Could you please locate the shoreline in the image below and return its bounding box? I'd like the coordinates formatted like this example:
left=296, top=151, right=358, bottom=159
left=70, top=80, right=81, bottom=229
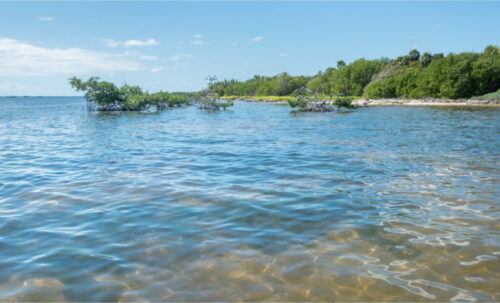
left=351, top=98, right=500, bottom=107
left=225, top=97, right=500, bottom=107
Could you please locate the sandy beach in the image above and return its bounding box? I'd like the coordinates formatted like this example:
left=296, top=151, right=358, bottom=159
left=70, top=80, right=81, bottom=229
left=234, top=97, right=500, bottom=107
left=351, top=98, right=500, bottom=107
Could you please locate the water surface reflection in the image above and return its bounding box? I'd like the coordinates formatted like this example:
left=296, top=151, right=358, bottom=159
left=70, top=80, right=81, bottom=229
left=0, top=97, right=499, bottom=301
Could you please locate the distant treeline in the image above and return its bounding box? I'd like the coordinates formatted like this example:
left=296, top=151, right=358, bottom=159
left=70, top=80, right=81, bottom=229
left=208, top=45, right=500, bottom=99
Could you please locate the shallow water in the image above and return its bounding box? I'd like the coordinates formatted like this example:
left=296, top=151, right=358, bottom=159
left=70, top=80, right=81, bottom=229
left=0, top=97, right=499, bottom=301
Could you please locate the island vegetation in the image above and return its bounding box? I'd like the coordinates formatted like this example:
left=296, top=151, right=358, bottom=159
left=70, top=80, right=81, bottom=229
left=69, top=45, right=499, bottom=112
left=209, top=45, right=500, bottom=101
left=69, top=77, right=192, bottom=111
left=69, top=76, right=233, bottom=112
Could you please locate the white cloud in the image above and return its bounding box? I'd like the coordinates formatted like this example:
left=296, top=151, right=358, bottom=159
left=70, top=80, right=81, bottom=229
left=139, top=55, right=158, bottom=60
left=170, top=53, right=194, bottom=61
left=124, top=39, right=159, bottom=47
left=151, top=67, right=164, bottom=73
left=231, top=42, right=238, bottom=47
left=192, top=40, right=204, bottom=45
left=0, top=38, right=142, bottom=76
left=252, top=36, right=263, bottom=42
left=193, top=33, right=203, bottom=39
left=37, top=17, right=54, bottom=21
left=104, top=38, right=159, bottom=48
left=279, top=52, right=288, bottom=57
left=178, top=41, right=184, bottom=45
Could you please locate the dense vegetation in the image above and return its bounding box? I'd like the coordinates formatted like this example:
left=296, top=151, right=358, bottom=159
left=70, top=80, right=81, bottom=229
left=69, top=77, right=192, bottom=111
left=70, top=45, right=499, bottom=112
left=209, top=45, right=500, bottom=100
left=206, top=73, right=309, bottom=97
left=69, top=76, right=234, bottom=112
left=364, top=46, right=500, bottom=99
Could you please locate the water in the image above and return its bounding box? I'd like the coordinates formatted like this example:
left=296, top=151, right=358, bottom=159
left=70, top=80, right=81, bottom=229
left=0, top=97, right=499, bottom=301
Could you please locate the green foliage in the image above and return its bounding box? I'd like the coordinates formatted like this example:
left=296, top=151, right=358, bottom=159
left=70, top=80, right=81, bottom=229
left=195, top=76, right=235, bottom=111
left=149, top=91, right=190, bottom=110
left=304, top=59, right=388, bottom=98
left=365, top=45, right=500, bottom=99
left=69, top=77, right=189, bottom=111
left=477, top=88, right=500, bottom=101
left=409, top=49, right=420, bottom=62
left=69, top=76, right=121, bottom=105
left=421, top=52, right=432, bottom=67
left=287, top=96, right=308, bottom=109
left=332, top=58, right=387, bottom=96
left=218, top=99, right=234, bottom=110
left=124, top=93, right=148, bottom=111
left=333, top=97, right=355, bottom=109
left=288, top=88, right=311, bottom=109
left=196, top=94, right=234, bottom=111
left=71, top=45, right=500, bottom=110
left=205, top=73, right=309, bottom=97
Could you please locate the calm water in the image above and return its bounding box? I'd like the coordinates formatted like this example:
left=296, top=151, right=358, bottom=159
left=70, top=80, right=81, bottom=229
left=0, top=97, right=499, bottom=301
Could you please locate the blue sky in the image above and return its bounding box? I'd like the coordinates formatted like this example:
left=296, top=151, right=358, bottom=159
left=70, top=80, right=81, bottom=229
left=0, top=1, right=499, bottom=95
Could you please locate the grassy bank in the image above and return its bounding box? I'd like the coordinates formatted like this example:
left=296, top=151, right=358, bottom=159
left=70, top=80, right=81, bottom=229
left=220, top=95, right=362, bottom=102
left=220, top=95, right=296, bottom=102
left=477, top=88, right=500, bottom=101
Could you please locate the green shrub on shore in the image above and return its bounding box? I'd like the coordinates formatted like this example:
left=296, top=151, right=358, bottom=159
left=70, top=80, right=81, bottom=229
left=333, top=97, right=355, bottom=109
left=477, top=88, right=500, bottom=101
left=288, top=89, right=310, bottom=109
left=364, top=46, right=500, bottom=99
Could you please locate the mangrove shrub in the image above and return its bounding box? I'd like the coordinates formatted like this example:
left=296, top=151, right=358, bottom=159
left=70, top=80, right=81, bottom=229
left=69, top=77, right=190, bottom=111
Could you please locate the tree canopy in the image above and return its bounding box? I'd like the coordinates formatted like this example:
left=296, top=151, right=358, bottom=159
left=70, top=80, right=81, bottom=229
left=69, top=77, right=192, bottom=111
left=208, top=45, right=500, bottom=100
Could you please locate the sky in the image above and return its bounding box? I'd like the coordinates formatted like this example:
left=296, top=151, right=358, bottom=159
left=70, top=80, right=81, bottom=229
left=0, top=1, right=499, bottom=96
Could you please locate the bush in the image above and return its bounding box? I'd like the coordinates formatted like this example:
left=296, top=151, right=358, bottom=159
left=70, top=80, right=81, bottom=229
left=69, top=77, right=189, bottom=111
left=333, top=97, right=355, bottom=109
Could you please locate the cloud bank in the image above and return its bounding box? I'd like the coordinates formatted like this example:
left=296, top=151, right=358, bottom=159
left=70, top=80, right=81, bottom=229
left=104, top=38, right=159, bottom=48
left=0, top=38, right=142, bottom=76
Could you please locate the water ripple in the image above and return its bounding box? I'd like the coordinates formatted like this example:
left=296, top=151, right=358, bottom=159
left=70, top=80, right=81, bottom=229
left=0, top=97, right=499, bottom=301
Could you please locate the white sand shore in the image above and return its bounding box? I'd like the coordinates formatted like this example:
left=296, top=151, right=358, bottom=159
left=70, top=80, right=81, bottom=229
left=351, top=98, right=500, bottom=107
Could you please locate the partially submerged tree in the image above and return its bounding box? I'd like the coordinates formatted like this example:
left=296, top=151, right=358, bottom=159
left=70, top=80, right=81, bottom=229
left=287, top=87, right=356, bottom=112
left=69, top=77, right=189, bottom=111
left=195, top=75, right=234, bottom=112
